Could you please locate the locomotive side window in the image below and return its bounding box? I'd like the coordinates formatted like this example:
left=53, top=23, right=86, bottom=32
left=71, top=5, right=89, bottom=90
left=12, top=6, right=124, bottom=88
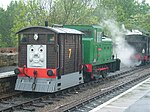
left=97, top=32, right=102, bottom=42
left=47, top=34, right=55, bottom=44
left=65, top=35, right=75, bottom=43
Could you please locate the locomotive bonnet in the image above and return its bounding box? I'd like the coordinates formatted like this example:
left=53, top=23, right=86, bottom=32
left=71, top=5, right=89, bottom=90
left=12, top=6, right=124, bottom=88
left=14, top=26, right=83, bottom=92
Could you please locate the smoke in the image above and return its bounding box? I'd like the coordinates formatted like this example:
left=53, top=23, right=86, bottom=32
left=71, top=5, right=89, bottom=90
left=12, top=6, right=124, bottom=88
left=101, top=19, right=141, bottom=67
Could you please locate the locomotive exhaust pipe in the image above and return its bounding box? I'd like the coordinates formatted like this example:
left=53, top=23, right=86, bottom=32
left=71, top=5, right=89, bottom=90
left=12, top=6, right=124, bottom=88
left=45, top=21, right=48, bottom=27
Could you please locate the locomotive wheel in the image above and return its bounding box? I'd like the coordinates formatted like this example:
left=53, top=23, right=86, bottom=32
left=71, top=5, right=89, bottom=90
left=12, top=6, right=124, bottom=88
left=102, top=74, right=106, bottom=78
left=83, top=72, right=92, bottom=82
left=101, top=70, right=107, bottom=78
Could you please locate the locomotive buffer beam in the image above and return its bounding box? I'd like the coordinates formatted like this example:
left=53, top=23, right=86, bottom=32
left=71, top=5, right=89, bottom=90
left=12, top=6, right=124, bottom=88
left=96, top=67, right=109, bottom=71
left=96, top=67, right=109, bottom=78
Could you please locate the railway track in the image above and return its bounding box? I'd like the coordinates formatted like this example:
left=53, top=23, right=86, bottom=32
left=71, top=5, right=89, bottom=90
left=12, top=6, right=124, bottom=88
left=0, top=92, right=53, bottom=112
left=0, top=65, right=150, bottom=112
left=47, top=65, right=150, bottom=112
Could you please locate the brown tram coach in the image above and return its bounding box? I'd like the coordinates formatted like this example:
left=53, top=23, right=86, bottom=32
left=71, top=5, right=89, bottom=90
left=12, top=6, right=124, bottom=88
left=14, top=26, right=84, bottom=92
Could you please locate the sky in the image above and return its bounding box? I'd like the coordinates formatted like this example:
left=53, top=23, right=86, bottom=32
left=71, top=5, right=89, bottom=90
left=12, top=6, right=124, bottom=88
left=0, top=0, right=150, bottom=10
left=0, top=0, right=18, bottom=9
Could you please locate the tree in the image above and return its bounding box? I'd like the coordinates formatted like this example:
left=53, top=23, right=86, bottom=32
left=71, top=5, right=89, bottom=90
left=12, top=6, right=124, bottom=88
left=124, top=1, right=150, bottom=34
left=94, top=0, right=140, bottom=21
left=0, top=0, right=149, bottom=47
left=11, top=0, right=48, bottom=46
left=127, top=13, right=150, bottom=35
left=0, top=1, right=19, bottom=47
left=49, top=0, right=98, bottom=25
left=94, top=0, right=150, bottom=34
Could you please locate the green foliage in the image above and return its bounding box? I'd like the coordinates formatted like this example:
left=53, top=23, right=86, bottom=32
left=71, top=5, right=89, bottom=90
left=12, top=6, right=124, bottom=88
left=127, top=13, right=150, bottom=34
left=49, top=0, right=98, bottom=25
left=11, top=0, right=48, bottom=46
left=122, top=0, right=150, bottom=35
left=12, top=0, right=47, bottom=32
left=0, top=0, right=149, bottom=47
left=0, top=3, right=17, bottom=47
left=95, top=0, right=150, bottom=35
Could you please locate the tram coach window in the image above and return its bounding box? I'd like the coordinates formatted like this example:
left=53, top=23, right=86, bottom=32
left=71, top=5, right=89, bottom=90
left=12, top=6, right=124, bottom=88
left=20, top=34, right=28, bottom=43
left=21, top=37, right=27, bottom=42
left=48, top=34, right=55, bottom=44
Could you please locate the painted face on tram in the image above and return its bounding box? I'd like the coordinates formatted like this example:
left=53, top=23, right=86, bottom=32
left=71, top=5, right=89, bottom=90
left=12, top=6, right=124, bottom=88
left=27, top=45, right=46, bottom=68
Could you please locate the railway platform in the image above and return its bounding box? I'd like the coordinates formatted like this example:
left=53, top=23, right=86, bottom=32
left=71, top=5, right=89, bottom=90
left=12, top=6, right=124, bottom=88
left=0, top=65, right=16, bottom=78
left=0, top=71, right=15, bottom=78
left=0, top=66, right=16, bottom=73
left=0, top=66, right=16, bottom=78
left=90, top=77, right=150, bottom=112
left=0, top=67, right=16, bottom=93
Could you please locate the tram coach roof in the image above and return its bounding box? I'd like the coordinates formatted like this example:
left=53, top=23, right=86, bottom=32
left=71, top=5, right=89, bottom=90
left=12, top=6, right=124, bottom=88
left=16, top=26, right=83, bottom=35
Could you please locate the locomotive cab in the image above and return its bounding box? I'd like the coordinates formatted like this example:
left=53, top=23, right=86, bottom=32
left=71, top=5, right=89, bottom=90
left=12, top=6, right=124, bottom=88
left=15, top=26, right=83, bottom=92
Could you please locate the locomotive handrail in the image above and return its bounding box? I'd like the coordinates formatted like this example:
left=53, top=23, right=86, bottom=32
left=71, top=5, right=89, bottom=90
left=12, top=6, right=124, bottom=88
left=56, top=44, right=60, bottom=76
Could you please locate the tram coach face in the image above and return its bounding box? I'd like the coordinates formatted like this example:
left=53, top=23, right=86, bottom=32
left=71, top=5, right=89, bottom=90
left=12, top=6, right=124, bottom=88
left=27, top=45, right=46, bottom=68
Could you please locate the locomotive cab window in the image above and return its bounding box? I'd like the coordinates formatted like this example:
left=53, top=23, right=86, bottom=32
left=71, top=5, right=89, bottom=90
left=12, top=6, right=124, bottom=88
left=47, top=34, right=55, bottom=44
left=81, top=30, right=92, bottom=38
left=97, top=32, right=102, bottom=42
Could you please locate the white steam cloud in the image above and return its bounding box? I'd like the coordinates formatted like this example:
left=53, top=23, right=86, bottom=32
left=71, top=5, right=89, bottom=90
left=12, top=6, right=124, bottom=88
left=101, top=19, right=141, bottom=67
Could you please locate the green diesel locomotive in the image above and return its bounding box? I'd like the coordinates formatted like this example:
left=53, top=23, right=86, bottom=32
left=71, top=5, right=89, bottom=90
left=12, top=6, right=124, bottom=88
left=64, top=25, right=120, bottom=81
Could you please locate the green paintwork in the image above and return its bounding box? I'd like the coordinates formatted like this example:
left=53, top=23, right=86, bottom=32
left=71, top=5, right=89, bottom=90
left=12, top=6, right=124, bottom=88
left=64, top=25, right=115, bottom=66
